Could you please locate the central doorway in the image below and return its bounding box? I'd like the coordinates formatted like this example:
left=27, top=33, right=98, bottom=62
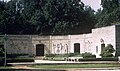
left=36, top=44, right=44, bottom=56
left=74, top=43, right=80, bottom=53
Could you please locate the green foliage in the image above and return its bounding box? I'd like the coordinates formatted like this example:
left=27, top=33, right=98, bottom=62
left=95, top=0, right=120, bottom=28
left=78, top=57, right=118, bottom=61
left=67, top=53, right=82, bottom=57
left=0, top=0, right=96, bottom=35
left=45, top=53, right=82, bottom=61
left=44, top=57, right=65, bottom=61
left=100, top=44, right=115, bottom=57
left=45, top=54, right=56, bottom=57
left=45, top=53, right=82, bottom=57
left=0, top=37, right=4, bottom=44
left=7, top=54, right=29, bottom=58
left=0, top=37, right=4, bottom=55
left=0, top=46, right=4, bottom=55
left=7, top=58, right=34, bottom=63
left=82, top=52, right=96, bottom=58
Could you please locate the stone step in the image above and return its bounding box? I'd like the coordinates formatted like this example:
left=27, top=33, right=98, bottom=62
left=35, top=56, right=45, bottom=60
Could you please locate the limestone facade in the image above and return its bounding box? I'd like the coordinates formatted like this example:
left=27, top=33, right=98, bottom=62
left=4, top=25, right=120, bottom=57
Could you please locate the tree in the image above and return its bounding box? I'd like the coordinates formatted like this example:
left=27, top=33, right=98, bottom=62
left=0, top=1, right=6, bottom=34
left=24, top=0, right=96, bottom=35
left=82, top=6, right=96, bottom=33
left=100, top=44, right=115, bottom=57
left=0, top=0, right=35, bottom=34
left=0, top=0, right=96, bottom=35
left=0, top=37, right=4, bottom=56
left=95, top=0, right=120, bottom=28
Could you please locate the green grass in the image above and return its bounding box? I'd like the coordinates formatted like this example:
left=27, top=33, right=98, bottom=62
left=0, top=66, right=13, bottom=69
left=44, top=57, right=65, bottom=61
left=30, top=64, right=120, bottom=68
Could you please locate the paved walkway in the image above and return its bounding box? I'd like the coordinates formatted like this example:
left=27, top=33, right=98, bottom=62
left=10, top=66, right=120, bottom=71
left=8, top=60, right=119, bottom=65
left=34, top=60, right=118, bottom=63
left=7, top=60, right=120, bottom=70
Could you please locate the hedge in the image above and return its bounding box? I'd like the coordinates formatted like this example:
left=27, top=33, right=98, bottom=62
left=78, top=57, right=118, bottom=61
left=6, top=58, right=34, bottom=63
left=6, top=54, right=29, bottom=58
left=0, top=57, right=4, bottom=66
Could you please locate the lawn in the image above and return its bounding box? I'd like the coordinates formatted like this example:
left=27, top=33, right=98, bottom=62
left=0, top=66, right=13, bottom=69
left=30, top=64, right=120, bottom=68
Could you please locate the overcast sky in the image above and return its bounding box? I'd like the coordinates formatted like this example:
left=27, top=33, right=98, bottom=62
left=82, top=0, right=101, bottom=11
left=2, top=0, right=101, bottom=11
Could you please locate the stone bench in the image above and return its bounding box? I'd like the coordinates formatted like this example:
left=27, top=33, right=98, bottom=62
left=66, top=57, right=83, bottom=62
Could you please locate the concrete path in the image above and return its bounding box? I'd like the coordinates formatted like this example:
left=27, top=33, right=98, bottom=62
left=34, top=60, right=118, bottom=63
left=6, top=60, right=120, bottom=71
left=8, top=60, right=118, bottom=66
left=10, top=66, right=120, bottom=71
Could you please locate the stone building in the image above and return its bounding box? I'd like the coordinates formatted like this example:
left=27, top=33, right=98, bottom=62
left=4, top=25, right=120, bottom=58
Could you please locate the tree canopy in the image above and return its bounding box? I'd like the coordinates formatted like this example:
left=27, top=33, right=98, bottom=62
left=0, top=0, right=96, bottom=35
left=95, top=0, right=120, bottom=27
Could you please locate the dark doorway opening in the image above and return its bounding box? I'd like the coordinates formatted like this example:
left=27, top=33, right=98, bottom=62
left=74, top=43, right=80, bottom=53
left=101, top=43, right=105, bottom=53
left=36, top=44, right=44, bottom=56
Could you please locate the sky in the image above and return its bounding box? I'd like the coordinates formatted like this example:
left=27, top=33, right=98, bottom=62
left=2, top=0, right=101, bottom=11
left=82, top=0, right=101, bottom=11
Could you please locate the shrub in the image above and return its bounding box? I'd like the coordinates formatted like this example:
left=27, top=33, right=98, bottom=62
left=0, top=44, right=4, bottom=55
left=45, top=53, right=82, bottom=58
left=82, top=52, right=96, bottom=58
left=45, top=54, right=56, bottom=57
left=0, top=57, right=4, bottom=66
left=78, top=57, right=118, bottom=61
left=67, top=53, right=81, bottom=57
left=7, top=54, right=29, bottom=58
left=100, top=44, right=115, bottom=57
left=67, top=53, right=75, bottom=57
left=7, top=58, right=34, bottom=63
left=28, top=54, right=35, bottom=57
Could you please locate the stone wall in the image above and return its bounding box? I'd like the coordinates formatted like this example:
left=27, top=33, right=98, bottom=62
left=92, top=25, right=116, bottom=58
left=32, top=35, right=50, bottom=55
left=70, top=34, right=84, bottom=53
left=5, top=25, right=119, bottom=57
left=83, top=34, right=92, bottom=53
left=51, top=36, right=69, bottom=54
left=70, top=34, right=92, bottom=53
left=6, top=35, right=32, bottom=55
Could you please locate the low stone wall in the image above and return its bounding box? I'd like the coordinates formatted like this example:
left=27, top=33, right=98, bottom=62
left=3, top=25, right=120, bottom=57
left=6, top=35, right=32, bottom=55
